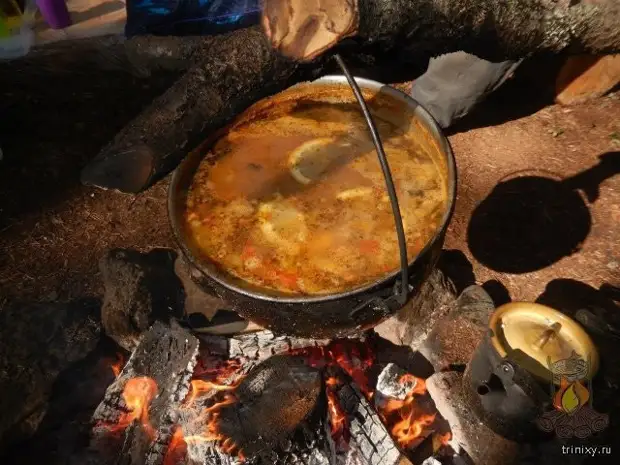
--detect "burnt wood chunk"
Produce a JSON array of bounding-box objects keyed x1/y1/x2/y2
[
  {"x1": 100, "y1": 248, "x2": 184, "y2": 351},
  {"x1": 88, "y1": 321, "x2": 199, "y2": 465},
  {"x1": 336, "y1": 383, "x2": 408, "y2": 465},
  {"x1": 216, "y1": 355, "x2": 322, "y2": 458},
  {"x1": 0, "y1": 299, "x2": 101, "y2": 451}
]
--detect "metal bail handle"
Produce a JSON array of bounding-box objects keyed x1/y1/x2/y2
[{"x1": 334, "y1": 54, "x2": 410, "y2": 306}]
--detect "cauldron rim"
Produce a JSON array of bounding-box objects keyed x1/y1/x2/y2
[{"x1": 168, "y1": 75, "x2": 457, "y2": 305}]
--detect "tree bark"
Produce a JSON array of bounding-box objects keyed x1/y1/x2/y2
[
  {"x1": 82, "y1": 0, "x2": 620, "y2": 194},
  {"x1": 264, "y1": 0, "x2": 620, "y2": 62},
  {"x1": 80, "y1": 27, "x2": 327, "y2": 194}
]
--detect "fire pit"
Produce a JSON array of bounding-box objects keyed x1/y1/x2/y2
[{"x1": 85, "y1": 321, "x2": 453, "y2": 465}]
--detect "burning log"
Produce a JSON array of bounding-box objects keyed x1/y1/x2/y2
[
  {"x1": 335, "y1": 382, "x2": 412, "y2": 465},
  {"x1": 198, "y1": 329, "x2": 330, "y2": 362},
  {"x1": 100, "y1": 249, "x2": 185, "y2": 351},
  {"x1": 177, "y1": 355, "x2": 333, "y2": 465},
  {"x1": 86, "y1": 321, "x2": 199, "y2": 465}
]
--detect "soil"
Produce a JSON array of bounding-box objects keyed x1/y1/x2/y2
[{"x1": 0, "y1": 47, "x2": 618, "y2": 311}]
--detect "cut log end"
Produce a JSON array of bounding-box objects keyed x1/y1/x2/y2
[{"x1": 262, "y1": 0, "x2": 359, "y2": 62}]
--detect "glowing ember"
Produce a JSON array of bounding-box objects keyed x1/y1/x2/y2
[
  {"x1": 185, "y1": 379, "x2": 237, "y2": 405},
  {"x1": 105, "y1": 377, "x2": 158, "y2": 438},
  {"x1": 163, "y1": 426, "x2": 187, "y2": 465},
  {"x1": 110, "y1": 353, "x2": 125, "y2": 378}
]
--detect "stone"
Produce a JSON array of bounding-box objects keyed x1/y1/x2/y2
[
  {"x1": 426, "y1": 372, "x2": 520, "y2": 465},
  {"x1": 0, "y1": 299, "x2": 101, "y2": 449},
  {"x1": 420, "y1": 285, "x2": 495, "y2": 371},
  {"x1": 100, "y1": 248, "x2": 184, "y2": 351},
  {"x1": 374, "y1": 267, "x2": 457, "y2": 349}
]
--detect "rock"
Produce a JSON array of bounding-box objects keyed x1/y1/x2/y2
[
  {"x1": 426, "y1": 371, "x2": 520, "y2": 465},
  {"x1": 173, "y1": 254, "x2": 230, "y2": 323},
  {"x1": 376, "y1": 363, "x2": 417, "y2": 401},
  {"x1": 374, "y1": 267, "x2": 457, "y2": 348},
  {"x1": 99, "y1": 248, "x2": 184, "y2": 351},
  {"x1": 420, "y1": 285, "x2": 495, "y2": 371},
  {"x1": 0, "y1": 299, "x2": 101, "y2": 450},
  {"x1": 555, "y1": 55, "x2": 620, "y2": 105}
]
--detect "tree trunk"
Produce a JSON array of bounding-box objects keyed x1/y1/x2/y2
[{"x1": 264, "y1": 0, "x2": 620, "y2": 62}]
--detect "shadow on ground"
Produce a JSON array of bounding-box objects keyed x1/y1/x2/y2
[
  {"x1": 467, "y1": 152, "x2": 620, "y2": 274},
  {"x1": 0, "y1": 42, "x2": 178, "y2": 230}
]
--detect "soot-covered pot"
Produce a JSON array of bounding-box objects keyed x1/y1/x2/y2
[{"x1": 168, "y1": 75, "x2": 457, "y2": 338}]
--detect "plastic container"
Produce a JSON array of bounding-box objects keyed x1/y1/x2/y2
[
  {"x1": 36, "y1": 0, "x2": 71, "y2": 29},
  {"x1": 0, "y1": 0, "x2": 36, "y2": 60},
  {"x1": 125, "y1": 0, "x2": 260, "y2": 37}
]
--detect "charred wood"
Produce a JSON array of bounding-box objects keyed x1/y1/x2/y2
[
  {"x1": 217, "y1": 355, "x2": 322, "y2": 458},
  {"x1": 87, "y1": 321, "x2": 199, "y2": 465},
  {"x1": 336, "y1": 383, "x2": 409, "y2": 465},
  {"x1": 198, "y1": 329, "x2": 330, "y2": 362}
]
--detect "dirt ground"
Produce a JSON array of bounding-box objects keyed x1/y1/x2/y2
[{"x1": 0, "y1": 51, "x2": 618, "y2": 311}]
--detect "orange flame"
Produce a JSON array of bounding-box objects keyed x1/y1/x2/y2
[
  {"x1": 163, "y1": 427, "x2": 187, "y2": 465},
  {"x1": 185, "y1": 379, "x2": 238, "y2": 405},
  {"x1": 105, "y1": 377, "x2": 158, "y2": 438},
  {"x1": 110, "y1": 353, "x2": 125, "y2": 378},
  {"x1": 325, "y1": 377, "x2": 348, "y2": 442},
  {"x1": 380, "y1": 375, "x2": 435, "y2": 448}
]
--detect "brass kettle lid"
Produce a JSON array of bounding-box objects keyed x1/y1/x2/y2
[{"x1": 489, "y1": 302, "x2": 599, "y2": 383}]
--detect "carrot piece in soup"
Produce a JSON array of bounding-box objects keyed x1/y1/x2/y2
[{"x1": 358, "y1": 239, "x2": 380, "y2": 254}]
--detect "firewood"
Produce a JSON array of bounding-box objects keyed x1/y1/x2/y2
[
  {"x1": 87, "y1": 321, "x2": 199, "y2": 465},
  {"x1": 80, "y1": 27, "x2": 327, "y2": 194},
  {"x1": 336, "y1": 383, "x2": 409, "y2": 465},
  {"x1": 198, "y1": 329, "x2": 330, "y2": 362}
]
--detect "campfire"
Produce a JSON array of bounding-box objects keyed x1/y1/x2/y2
[{"x1": 93, "y1": 327, "x2": 453, "y2": 465}]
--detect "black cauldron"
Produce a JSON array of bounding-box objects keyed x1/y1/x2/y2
[{"x1": 168, "y1": 76, "x2": 457, "y2": 338}]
